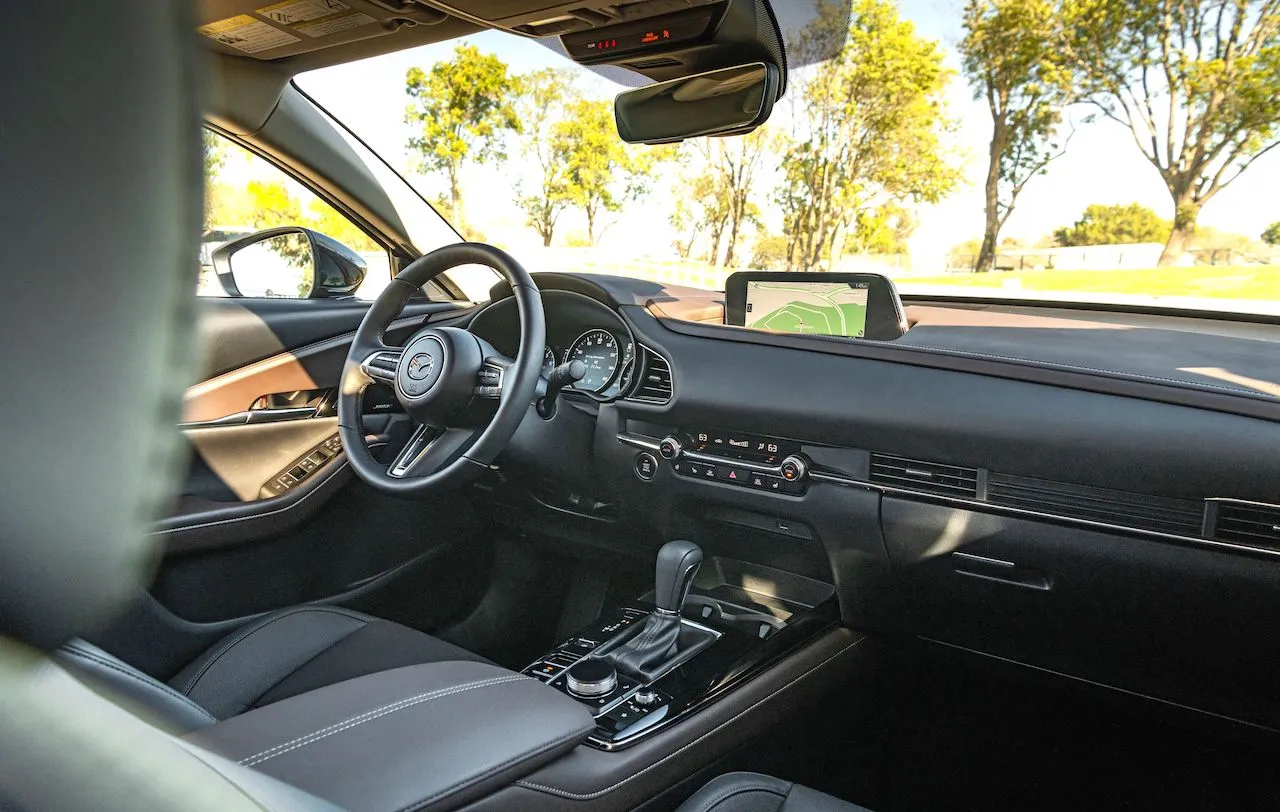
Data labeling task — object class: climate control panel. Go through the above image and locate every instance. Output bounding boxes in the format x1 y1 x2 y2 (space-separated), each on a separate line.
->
625 429 809 494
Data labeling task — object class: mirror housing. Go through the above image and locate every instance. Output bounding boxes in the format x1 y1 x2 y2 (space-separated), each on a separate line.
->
614 62 780 145
212 226 367 299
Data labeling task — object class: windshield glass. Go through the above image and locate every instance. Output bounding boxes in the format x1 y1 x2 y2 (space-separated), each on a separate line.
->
296 0 1280 316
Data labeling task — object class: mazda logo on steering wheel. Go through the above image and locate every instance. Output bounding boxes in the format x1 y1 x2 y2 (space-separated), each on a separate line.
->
406 353 435 381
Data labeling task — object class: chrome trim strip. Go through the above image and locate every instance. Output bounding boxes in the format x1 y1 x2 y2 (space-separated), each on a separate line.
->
951 551 1015 569
616 433 661 453
812 470 1280 559
388 423 433 478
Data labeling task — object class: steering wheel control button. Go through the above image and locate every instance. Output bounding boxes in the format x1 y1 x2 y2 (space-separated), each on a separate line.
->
658 436 682 460
565 658 618 698
635 452 658 481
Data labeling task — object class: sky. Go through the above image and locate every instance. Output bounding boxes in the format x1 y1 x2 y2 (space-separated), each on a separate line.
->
292 0 1280 267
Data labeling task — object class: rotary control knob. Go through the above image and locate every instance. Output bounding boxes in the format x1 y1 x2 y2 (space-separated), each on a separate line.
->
658 436 682 460
779 455 808 482
633 688 659 707
565 658 617 698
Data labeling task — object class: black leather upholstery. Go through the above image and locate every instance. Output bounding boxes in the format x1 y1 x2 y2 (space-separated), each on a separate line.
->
54 640 219 732
676 773 871 812
170 606 490 721
187 660 596 812
56 606 491 732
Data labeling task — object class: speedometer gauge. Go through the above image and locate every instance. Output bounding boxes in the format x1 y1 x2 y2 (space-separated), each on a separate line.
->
565 329 620 392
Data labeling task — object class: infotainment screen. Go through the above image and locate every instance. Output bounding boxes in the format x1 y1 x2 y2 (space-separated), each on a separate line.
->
724 272 906 341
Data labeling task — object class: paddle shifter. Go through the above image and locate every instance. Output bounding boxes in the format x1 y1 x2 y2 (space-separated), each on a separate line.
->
605 540 703 681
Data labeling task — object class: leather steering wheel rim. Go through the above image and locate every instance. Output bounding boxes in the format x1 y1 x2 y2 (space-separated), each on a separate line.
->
338 242 544 496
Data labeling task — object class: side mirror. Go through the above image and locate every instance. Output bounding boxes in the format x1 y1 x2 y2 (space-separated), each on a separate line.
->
212 226 367 299
614 62 780 145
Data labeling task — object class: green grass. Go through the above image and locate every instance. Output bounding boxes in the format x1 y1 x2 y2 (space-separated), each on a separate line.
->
904 265 1280 301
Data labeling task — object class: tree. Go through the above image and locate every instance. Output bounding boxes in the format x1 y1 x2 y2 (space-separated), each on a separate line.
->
750 234 790 269
1065 0 1280 264
513 69 576 247
690 130 770 266
1054 202 1171 245
1263 222 1280 245
777 0 961 271
202 131 228 227
405 45 520 221
960 0 1073 272
553 99 656 244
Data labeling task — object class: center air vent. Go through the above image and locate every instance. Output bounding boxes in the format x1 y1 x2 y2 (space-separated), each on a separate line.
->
1206 500 1280 549
869 454 979 498
988 473 1203 536
631 349 673 404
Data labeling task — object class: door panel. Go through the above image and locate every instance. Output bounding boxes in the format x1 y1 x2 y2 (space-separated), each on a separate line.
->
145 295 482 627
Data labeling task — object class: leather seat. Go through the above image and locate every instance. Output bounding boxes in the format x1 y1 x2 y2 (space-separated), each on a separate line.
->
677 773 871 812
54 606 489 731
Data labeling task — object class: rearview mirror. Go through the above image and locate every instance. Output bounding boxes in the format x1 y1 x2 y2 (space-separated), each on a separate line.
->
614 62 780 145
212 226 367 299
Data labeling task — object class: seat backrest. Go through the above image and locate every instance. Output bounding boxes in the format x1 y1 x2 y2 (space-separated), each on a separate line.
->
0 4 341 809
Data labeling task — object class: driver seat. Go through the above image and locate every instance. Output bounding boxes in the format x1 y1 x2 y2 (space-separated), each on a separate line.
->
55 606 490 731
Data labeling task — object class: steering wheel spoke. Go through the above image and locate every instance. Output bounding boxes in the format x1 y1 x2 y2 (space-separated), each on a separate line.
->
360 348 403 386
474 356 513 399
388 423 477 479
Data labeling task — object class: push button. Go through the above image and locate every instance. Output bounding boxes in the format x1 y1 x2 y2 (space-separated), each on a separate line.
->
634 452 658 481
717 465 749 485
526 662 563 679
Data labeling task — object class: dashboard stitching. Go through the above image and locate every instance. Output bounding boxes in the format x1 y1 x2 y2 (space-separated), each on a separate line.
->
513 635 864 800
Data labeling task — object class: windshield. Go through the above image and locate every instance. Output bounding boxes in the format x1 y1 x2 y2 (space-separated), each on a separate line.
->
296 0 1280 317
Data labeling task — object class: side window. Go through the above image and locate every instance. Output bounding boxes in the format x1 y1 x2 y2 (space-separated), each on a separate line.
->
201 130 392 299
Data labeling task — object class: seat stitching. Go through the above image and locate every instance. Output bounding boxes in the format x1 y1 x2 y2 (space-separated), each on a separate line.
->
395 724 595 812
60 645 218 723
687 782 788 812
514 636 865 800
240 674 527 767
179 606 370 696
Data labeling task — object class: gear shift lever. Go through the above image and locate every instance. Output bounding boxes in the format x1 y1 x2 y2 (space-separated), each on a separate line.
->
605 540 703 681
652 539 703 615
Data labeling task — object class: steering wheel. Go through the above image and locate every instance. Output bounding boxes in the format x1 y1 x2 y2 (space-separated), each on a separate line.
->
338 243 544 496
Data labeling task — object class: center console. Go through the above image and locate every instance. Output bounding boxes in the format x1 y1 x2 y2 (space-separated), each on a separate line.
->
522 540 837 750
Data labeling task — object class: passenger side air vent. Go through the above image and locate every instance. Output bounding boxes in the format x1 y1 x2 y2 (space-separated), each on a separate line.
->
869 454 979 498
1206 500 1280 549
988 473 1203 536
631 348 673 404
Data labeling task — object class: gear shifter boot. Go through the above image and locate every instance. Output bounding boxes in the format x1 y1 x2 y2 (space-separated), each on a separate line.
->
607 611 682 680
604 540 704 682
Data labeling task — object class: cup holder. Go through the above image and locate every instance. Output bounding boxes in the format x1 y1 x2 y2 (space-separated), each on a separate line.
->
684 595 785 639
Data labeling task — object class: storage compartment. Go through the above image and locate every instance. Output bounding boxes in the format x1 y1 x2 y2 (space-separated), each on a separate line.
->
882 497 1280 730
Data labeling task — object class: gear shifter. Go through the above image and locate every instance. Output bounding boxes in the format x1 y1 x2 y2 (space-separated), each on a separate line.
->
606 540 703 681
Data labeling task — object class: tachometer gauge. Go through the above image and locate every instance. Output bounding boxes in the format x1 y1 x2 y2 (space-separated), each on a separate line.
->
565 329 620 392
542 346 557 377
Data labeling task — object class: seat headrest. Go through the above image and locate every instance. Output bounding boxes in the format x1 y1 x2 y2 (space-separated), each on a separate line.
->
0 2 200 648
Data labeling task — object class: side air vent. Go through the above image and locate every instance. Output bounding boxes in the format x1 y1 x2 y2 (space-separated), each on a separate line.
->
988 473 1203 535
869 454 979 498
631 349 673 404
1207 500 1280 549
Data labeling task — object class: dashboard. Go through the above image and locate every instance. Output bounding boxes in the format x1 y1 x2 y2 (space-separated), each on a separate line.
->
468 270 1280 741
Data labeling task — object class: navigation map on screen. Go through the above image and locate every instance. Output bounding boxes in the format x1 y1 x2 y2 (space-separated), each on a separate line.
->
744 281 870 338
